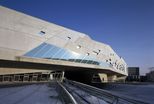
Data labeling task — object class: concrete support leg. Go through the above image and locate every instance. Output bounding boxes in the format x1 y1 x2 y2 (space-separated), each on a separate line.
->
98 73 108 82
108 75 117 82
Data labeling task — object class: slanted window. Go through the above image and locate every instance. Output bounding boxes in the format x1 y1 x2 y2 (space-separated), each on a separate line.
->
39 31 46 35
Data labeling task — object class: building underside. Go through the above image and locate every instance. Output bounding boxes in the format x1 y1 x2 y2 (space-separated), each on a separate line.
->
0 57 126 84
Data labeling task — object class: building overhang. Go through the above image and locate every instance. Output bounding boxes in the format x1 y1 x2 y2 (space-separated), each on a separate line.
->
0 56 127 77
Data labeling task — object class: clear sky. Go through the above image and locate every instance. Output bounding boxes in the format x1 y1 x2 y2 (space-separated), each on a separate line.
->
0 0 154 75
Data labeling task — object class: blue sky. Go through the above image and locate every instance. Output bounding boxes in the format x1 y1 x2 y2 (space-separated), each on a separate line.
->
0 0 154 75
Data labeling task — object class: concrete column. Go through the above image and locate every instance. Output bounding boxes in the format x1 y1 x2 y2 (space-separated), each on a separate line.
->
98 73 108 82
108 75 117 82
61 71 65 82
117 76 127 82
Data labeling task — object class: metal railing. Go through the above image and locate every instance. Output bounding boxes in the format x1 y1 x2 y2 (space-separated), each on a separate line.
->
56 81 78 104
0 73 50 83
64 79 149 104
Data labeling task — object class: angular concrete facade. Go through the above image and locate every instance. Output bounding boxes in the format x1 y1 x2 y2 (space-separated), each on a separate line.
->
0 6 127 83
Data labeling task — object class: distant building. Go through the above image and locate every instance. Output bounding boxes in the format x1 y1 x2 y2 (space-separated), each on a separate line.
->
146 71 154 82
128 67 139 76
146 67 154 82
140 75 147 82
126 67 140 82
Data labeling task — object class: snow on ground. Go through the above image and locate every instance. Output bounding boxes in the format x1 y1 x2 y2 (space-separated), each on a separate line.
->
0 84 62 104
102 84 154 104
64 83 108 104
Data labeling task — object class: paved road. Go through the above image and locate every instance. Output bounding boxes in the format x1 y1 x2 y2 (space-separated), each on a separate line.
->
0 83 109 104
102 84 154 104
64 83 108 104
0 84 62 104
0 82 149 104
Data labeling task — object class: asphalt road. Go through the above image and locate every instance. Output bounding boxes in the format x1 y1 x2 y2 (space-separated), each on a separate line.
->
0 83 62 104
102 83 154 104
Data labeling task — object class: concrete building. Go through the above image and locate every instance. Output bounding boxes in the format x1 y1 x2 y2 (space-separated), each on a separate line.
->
140 75 147 82
0 6 128 84
146 67 154 82
146 71 154 82
126 67 140 82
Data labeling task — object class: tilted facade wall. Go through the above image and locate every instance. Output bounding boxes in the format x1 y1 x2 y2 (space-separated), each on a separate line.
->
0 6 127 77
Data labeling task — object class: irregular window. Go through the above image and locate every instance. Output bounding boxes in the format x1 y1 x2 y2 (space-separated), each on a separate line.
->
86 53 90 56
39 31 45 35
76 45 81 49
67 36 71 40
93 51 99 55
109 58 111 61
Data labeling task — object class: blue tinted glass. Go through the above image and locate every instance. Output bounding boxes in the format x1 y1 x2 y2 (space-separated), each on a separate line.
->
62 50 73 60
80 55 88 63
34 44 52 58
87 56 98 64
77 54 85 60
99 62 110 67
51 48 62 59
24 42 110 67
84 56 95 64
53 48 66 59
69 51 80 59
74 54 85 63
24 43 46 57
69 51 86 62
42 45 56 58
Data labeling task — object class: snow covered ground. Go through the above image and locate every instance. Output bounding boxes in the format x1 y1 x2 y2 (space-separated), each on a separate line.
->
64 83 108 104
0 82 151 104
0 84 62 104
0 83 109 104
102 83 154 104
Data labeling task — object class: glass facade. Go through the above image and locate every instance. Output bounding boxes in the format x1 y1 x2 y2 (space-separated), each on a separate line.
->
24 43 110 68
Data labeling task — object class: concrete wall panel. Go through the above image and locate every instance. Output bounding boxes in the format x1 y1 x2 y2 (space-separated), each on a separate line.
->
0 6 128 76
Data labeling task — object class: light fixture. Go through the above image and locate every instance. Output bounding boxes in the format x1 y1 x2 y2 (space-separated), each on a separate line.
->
86 53 90 56
76 45 81 49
